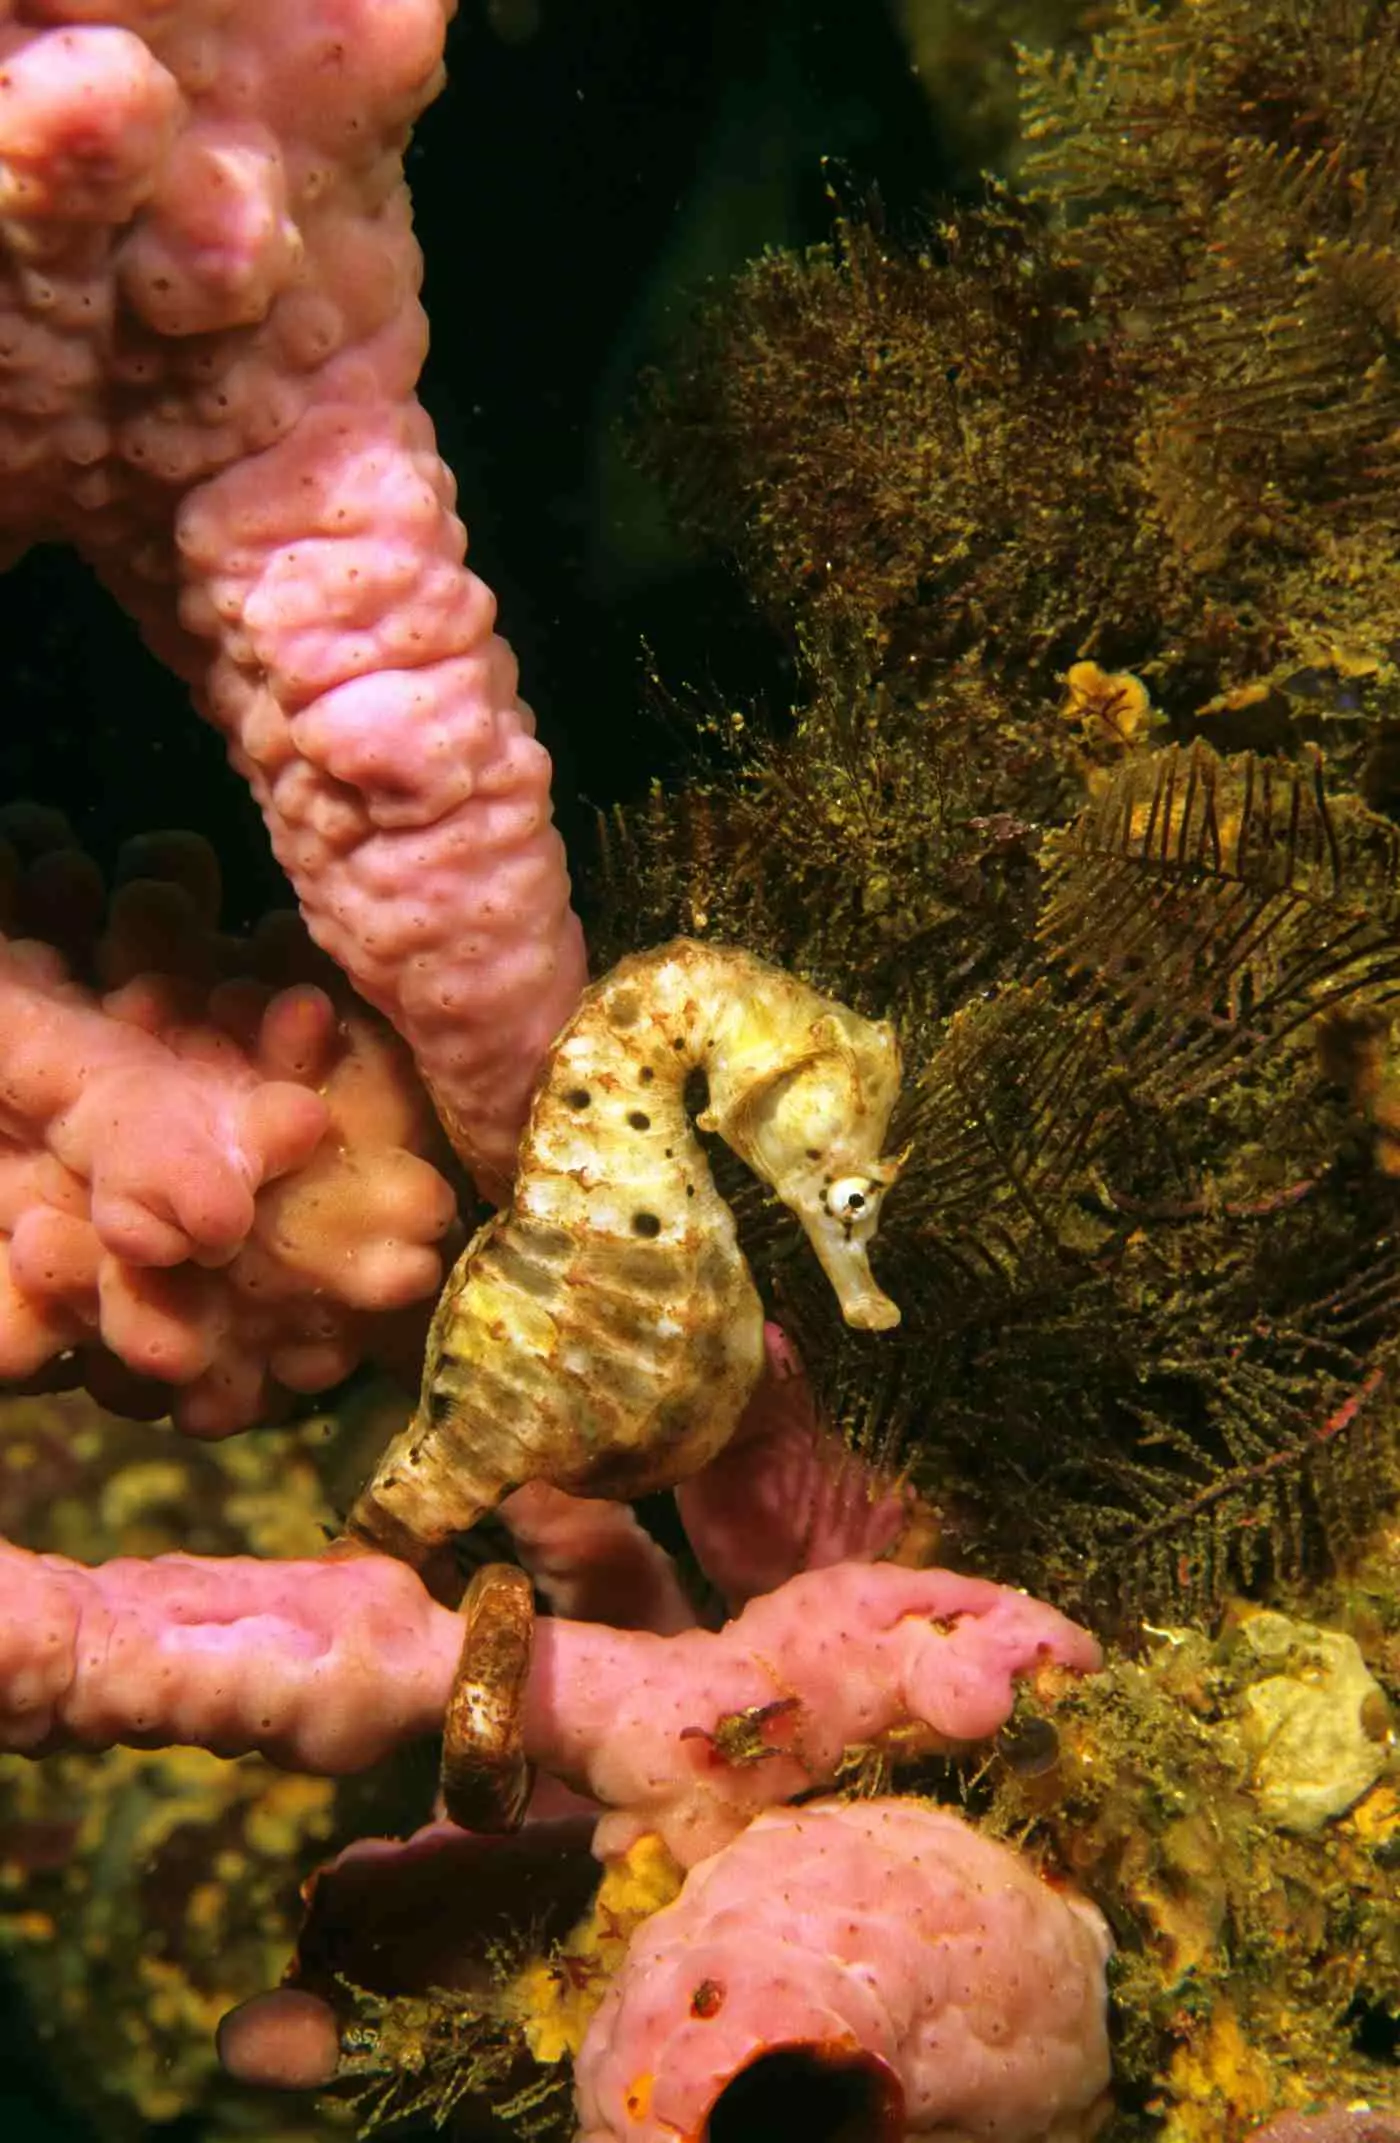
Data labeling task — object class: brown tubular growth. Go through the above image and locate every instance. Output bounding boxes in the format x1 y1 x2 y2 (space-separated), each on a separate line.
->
440 1563 536 1834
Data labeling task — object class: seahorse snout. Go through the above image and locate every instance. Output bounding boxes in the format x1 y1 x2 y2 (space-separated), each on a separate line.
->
807 1213 902 1330
791 1168 902 1329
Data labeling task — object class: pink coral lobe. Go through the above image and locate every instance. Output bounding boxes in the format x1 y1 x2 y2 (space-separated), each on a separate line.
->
0 825 458 1428
678 1323 930 1608
216 1988 342 2092
0 1536 465 1771
0 1550 1099 1840
522 1559 1101 1867
574 1797 1113 2143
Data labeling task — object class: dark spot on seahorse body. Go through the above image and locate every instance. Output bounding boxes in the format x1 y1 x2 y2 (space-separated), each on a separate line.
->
690 1979 725 2019
628 1110 651 1130
672 1036 686 1052
427 1387 455 1426
565 1088 591 1110
807 1148 821 1160
686 1183 695 1197
683 1065 709 1114
639 1065 655 1084
632 1211 662 1237
610 987 642 1027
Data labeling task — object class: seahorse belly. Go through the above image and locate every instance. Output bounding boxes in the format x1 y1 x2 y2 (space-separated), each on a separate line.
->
347 938 903 1572
352 1208 764 1563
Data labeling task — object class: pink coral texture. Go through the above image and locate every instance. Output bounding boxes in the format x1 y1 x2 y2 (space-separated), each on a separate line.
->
0 1545 1099 1856
574 1797 1113 2143
0 0 586 1197
676 1323 929 1608
524 1558 1101 1867
0 817 457 1429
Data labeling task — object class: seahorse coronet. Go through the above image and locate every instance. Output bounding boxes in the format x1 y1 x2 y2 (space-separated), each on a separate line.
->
347 939 905 1574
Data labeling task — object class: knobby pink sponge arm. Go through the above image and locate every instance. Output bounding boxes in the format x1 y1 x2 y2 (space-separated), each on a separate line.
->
497 1479 699 1635
0 929 457 1432
525 1560 1102 1866
0 1540 465 1774
677 1324 925 1609
0 1551 1098 1851
0 4 587 1193
178 398 587 1195
575 1798 1113 2143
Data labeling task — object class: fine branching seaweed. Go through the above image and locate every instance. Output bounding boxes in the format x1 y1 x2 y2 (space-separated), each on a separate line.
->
640 0 1400 701
572 2 1400 2133
598 0 1400 1631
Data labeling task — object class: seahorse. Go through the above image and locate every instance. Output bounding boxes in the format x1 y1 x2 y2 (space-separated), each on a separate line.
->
346 939 905 1574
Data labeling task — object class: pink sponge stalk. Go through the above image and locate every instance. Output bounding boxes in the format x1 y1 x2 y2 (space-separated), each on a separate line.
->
0 3 587 1191
497 1479 699 1636
0 1547 1099 1861
677 1323 933 1610
0 1539 465 1774
574 1795 1113 2143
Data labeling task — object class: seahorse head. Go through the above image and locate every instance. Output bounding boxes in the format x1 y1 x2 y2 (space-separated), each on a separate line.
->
704 996 905 1332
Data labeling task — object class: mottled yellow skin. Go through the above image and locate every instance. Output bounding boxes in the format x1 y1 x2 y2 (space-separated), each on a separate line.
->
349 940 904 1570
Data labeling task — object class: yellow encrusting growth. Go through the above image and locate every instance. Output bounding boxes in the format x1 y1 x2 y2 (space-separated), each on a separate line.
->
513 1833 685 2064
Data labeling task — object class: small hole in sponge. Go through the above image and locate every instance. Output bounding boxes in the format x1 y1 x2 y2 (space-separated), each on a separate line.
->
705 2046 904 2143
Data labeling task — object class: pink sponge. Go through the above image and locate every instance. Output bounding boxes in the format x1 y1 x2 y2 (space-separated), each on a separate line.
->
523 1558 1102 1867
0 820 457 1430
574 1795 1113 2143
0 1549 1099 1849
0 3 586 1190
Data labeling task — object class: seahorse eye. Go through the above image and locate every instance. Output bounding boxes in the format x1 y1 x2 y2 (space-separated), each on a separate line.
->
824 1175 875 1220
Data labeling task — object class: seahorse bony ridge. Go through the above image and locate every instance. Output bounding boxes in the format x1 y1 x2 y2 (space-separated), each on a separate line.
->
348 939 905 1571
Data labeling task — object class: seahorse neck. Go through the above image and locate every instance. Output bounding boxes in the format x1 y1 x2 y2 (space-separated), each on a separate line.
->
616 941 822 1141
513 942 754 1227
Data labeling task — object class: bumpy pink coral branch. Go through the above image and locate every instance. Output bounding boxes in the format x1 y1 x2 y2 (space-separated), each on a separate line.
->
0 1539 463 1773
0 1544 1099 1862
575 1797 1114 2143
498 1480 699 1635
0 1 586 1193
533 1560 1100 1865
0 828 457 1430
